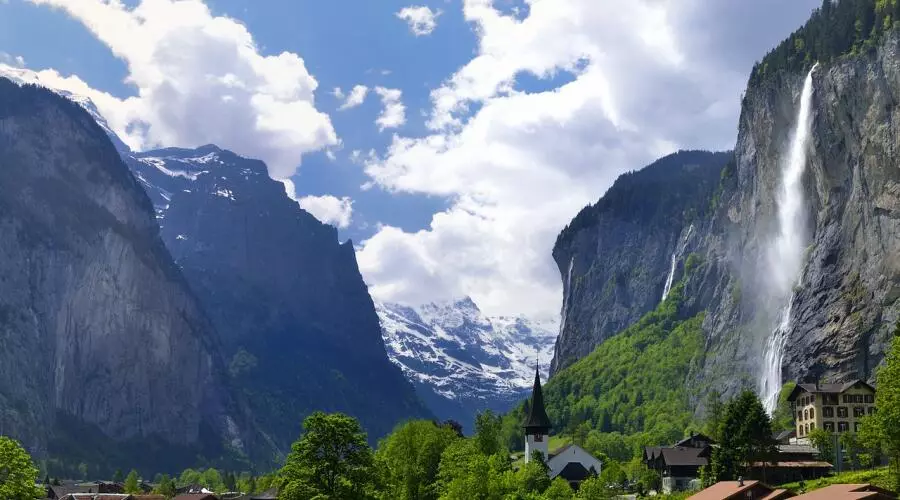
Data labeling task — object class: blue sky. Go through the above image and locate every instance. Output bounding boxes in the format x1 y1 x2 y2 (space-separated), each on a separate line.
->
0 0 822 320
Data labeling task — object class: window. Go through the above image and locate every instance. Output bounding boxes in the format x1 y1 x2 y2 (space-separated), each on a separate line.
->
824 422 835 432
855 422 861 433
804 409 809 420
825 394 839 405
868 407 876 416
854 407 865 418
838 422 849 432
824 407 834 418
811 394 816 403
810 408 815 419
810 422 816 430
843 395 850 403
534 434 543 442
805 424 810 434
838 407 848 418
856 395 864 403
798 425 804 437
865 394 874 403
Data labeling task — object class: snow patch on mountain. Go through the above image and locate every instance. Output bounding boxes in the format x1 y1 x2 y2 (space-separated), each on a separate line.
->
377 297 557 423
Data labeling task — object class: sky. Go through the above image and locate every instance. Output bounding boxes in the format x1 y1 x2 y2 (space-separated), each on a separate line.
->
0 0 821 321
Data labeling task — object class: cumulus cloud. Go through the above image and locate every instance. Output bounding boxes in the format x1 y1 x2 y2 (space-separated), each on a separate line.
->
374 87 406 131
24 0 337 179
396 6 442 36
281 180 354 229
338 84 369 110
357 0 820 319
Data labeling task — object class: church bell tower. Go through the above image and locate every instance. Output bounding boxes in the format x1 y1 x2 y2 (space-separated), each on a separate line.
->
523 363 552 463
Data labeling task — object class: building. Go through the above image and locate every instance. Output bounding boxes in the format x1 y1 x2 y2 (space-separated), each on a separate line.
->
523 364 553 463
788 380 876 438
746 443 831 484
644 433 714 493
688 479 794 500
522 364 602 489
792 483 897 499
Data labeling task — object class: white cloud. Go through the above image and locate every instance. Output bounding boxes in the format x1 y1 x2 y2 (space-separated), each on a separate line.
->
24 0 337 179
374 87 406 131
357 0 820 319
332 87 345 100
280 180 354 229
338 84 369 110
0 53 25 67
396 6 442 36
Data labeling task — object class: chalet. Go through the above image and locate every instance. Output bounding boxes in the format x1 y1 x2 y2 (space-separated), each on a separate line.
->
688 479 794 500
746 443 831 484
788 380 876 438
522 364 603 490
792 483 897 499
644 433 715 493
47 484 98 499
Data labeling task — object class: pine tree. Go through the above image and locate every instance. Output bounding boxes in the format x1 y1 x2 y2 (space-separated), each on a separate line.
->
124 469 140 494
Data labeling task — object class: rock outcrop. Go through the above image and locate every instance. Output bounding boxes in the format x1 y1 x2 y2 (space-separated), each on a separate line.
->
0 79 262 471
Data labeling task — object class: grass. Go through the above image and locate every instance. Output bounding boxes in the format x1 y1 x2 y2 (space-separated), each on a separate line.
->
780 467 893 494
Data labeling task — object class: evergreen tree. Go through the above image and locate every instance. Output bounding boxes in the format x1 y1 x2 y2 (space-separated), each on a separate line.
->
474 410 503 456
155 474 175 499
113 469 124 484
706 390 777 483
375 420 460 500
224 471 236 492
124 469 140 494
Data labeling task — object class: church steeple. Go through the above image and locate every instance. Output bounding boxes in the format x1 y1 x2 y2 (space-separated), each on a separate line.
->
524 362 551 463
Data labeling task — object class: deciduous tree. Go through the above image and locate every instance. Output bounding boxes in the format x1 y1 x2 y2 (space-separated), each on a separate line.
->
0 436 42 500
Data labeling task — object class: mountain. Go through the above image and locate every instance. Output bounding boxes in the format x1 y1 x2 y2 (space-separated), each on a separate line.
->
549 1 900 426
123 144 431 448
377 298 556 431
0 78 268 475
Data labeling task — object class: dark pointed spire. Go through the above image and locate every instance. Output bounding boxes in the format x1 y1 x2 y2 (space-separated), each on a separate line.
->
524 362 552 433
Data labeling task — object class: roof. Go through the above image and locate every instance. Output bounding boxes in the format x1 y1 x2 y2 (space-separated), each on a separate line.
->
658 446 709 467
523 365 552 431
644 446 662 460
787 380 876 402
793 484 897 499
549 443 573 459
774 429 796 441
751 461 833 468
674 433 716 447
777 444 820 455
688 480 791 500
173 495 219 500
51 485 99 497
554 462 594 482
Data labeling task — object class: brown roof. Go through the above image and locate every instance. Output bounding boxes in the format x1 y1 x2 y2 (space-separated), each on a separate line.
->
750 461 833 468
688 480 788 500
793 484 897 499
788 380 875 402
173 495 219 500
659 446 709 467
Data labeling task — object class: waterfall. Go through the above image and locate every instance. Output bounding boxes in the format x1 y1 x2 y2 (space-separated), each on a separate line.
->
760 64 818 414
661 224 694 302
559 257 575 336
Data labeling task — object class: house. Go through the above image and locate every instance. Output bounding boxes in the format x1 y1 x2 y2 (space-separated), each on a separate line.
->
788 380 876 438
522 363 602 490
688 479 794 500
172 494 218 500
644 433 714 493
47 484 98 499
546 444 602 489
792 483 897 499
746 443 831 484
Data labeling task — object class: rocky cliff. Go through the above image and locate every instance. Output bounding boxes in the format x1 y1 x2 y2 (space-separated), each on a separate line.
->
0 79 264 473
551 19 900 404
126 145 430 447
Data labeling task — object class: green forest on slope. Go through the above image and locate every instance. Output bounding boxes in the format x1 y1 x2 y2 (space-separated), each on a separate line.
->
750 0 900 85
501 280 706 460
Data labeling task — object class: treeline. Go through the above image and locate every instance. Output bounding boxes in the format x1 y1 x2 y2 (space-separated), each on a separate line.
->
750 0 900 86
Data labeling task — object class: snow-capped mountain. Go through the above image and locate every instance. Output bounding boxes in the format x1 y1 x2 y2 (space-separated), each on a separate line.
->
377 297 558 430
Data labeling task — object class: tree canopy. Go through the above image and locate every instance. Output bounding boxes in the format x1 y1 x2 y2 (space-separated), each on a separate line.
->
0 436 43 500
702 391 777 485
859 326 900 491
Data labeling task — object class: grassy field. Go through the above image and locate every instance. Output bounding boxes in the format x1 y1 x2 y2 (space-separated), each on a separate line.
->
780 467 893 494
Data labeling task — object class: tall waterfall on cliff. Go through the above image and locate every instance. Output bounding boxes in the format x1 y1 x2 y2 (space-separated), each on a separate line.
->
662 224 694 302
760 64 818 413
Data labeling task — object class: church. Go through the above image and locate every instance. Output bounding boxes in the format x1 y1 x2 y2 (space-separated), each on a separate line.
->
523 365 603 489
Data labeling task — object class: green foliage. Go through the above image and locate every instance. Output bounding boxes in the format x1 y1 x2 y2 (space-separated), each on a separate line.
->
375 420 460 500
503 284 705 460
475 411 504 456
124 469 140 494
780 466 893 493
683 253 702 276
772 382 798 431
0 436 43 500
705 391 778 483
807 428 835 464
749 0 899 86
575 476 605 499
435 439 513 500
599 460 627 493
703 390 725 440
279 412 375 500
154 474 176 499
858 328 900 491
113 469 124 483
543 478 574 500
625 457 661 495
583 431 629 462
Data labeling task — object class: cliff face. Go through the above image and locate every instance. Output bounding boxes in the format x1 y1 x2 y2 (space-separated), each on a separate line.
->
0 80 259 469
550 151 731 375
551 32 900 401
126 146 430 447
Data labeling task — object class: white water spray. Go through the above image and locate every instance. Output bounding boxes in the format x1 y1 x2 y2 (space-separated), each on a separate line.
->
760 64 818 413
662 224 694 302
559 257 575 336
